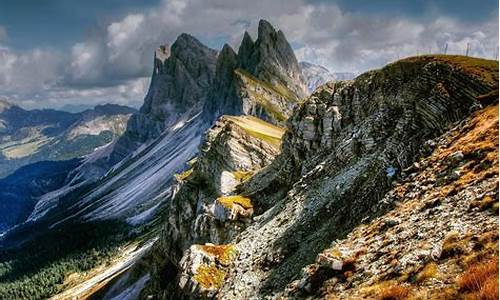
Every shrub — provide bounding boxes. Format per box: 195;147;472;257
377;284;410;300
458;256;499;300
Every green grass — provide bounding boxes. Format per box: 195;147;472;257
232;170;254;183
234;68;300;122
235;68;300;102
174;168;193;182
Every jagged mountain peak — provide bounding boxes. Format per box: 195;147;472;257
172;33;210;53
216;44;238;82
252;19;307;98
204;19;307;124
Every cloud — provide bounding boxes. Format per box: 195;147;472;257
0;0;498;109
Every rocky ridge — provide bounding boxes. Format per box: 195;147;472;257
140;115;285;298
142;55;498;299
204;20;307;124
292;101;498;299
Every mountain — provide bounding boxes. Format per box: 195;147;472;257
0;159;81;231
0;101;136;178
300;61;356;92
204;20;307;124
8;19;306;231
0;20;310;300
136;55;498;299
2;17;497;300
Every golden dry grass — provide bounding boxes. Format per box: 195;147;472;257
377;284;411;300
401;55;499;86
193;264;225;289
226;115;285;147
199;244;237;266
216;195;253;209
458;256;499;300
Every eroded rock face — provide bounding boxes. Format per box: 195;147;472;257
204;20;307;125
142;115;283;299
110;34;218;165
144;56;497;300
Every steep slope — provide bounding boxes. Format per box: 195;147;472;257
108;34;218;166
142;55;498;299
292;101;498;300
204;20;307;124
0;23;303;299
300;61;356;92
137;115;285;299
0;159;81;231
0;101;135;178
15;33;219;228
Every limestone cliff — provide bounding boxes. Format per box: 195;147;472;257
204;20;307;125
143;55;498;299
141;115;285;299
110;34;218;164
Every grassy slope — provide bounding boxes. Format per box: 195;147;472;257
225;115;286;147
401;55;499;87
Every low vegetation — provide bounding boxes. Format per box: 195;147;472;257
0;220;128;300
226;115;285;147
458;256;499;300
200;244;238;266
175;168;193;182
377;283;411;300
401;55;499;86
232;170;254;183
217;195;253;209
193;264;226;289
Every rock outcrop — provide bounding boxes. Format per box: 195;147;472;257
109;34;218;165
144;55;498;299
141;115;285;299
204;20;307;125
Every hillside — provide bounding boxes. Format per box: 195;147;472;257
137;55;498;299
0;102;136;178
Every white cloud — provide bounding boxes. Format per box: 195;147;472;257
0;47;63;95
0;0;498;109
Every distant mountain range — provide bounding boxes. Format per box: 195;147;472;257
0;100;136;178
299;61;356;92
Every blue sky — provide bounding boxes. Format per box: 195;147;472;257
0;0;498;110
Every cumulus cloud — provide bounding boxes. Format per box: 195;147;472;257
0;0;497;109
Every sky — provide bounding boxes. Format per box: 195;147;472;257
0;0;498;110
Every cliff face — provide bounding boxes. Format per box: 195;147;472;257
204;20;307;124
109;34;218;165
142;55;498;299
139;115;284;298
